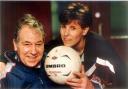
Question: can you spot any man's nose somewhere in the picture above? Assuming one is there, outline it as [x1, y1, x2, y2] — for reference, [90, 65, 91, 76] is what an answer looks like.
[31, 45, 37, 55]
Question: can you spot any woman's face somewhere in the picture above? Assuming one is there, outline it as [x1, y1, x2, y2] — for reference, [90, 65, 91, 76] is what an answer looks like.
[60, 20, 88, 48]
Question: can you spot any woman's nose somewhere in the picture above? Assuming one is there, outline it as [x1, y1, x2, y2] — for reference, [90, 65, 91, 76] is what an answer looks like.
[64, 28, 69, 36]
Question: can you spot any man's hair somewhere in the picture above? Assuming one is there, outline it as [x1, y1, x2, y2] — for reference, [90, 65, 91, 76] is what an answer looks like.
[59, 2, 92, 29]
[14, 14, 45, 42]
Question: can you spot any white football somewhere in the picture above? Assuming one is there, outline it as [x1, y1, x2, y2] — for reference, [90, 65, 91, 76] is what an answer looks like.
[44, 46, 81, 84]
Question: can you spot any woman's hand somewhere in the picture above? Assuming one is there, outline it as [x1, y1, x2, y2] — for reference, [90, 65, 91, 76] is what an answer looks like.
[66, 65, 94, 89]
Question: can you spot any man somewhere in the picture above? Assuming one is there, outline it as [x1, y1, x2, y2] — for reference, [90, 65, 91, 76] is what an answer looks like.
[0, 14, 94, 89]
[0, 14, 52, 89]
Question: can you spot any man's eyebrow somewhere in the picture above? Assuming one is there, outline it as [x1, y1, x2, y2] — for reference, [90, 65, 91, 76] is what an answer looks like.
[36, 41, 44, 43]
[22, 41, 30, 43]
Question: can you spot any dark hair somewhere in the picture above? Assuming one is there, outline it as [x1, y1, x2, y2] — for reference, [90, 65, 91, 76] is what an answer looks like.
[59, 2, 92, 28]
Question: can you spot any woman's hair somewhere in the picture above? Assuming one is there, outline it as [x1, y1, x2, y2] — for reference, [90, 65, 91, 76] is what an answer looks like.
[59, 2, 92, 29]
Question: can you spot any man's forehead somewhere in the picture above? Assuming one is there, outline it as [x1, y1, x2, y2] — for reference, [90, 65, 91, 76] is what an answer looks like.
[18, 28, 43, 42]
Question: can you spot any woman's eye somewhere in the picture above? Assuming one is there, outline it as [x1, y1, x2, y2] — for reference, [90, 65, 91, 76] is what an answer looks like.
[71, 27, 76, 31]
[61, 25, 66, 28]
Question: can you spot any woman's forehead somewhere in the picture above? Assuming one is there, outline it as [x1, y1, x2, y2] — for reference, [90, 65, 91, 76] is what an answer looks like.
[63, 20, 80, 25]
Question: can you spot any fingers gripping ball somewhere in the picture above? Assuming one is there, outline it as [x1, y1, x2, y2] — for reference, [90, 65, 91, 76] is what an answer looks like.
[44, 46, 81, 84]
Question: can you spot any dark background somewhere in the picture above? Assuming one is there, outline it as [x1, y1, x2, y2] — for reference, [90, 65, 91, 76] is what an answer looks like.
[0, 1, 128, 67]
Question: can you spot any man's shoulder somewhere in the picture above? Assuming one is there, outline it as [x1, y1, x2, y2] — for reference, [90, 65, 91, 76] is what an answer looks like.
[0, 62, 16, 80]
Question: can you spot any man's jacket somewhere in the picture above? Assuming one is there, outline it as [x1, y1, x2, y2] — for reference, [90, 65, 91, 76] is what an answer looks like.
[0, 51, 58, 89]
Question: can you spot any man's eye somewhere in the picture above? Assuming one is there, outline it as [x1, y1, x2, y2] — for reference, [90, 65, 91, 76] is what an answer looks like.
[36, 44, 42, 46]
[24, 44, 30, 45]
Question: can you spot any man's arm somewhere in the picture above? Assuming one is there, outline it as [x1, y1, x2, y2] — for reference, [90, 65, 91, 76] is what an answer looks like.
[0, 62, 6, 73]
[0, 55, 7, 73]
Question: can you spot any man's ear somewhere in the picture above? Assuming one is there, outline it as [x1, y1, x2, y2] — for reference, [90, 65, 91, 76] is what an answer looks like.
[83, 27, 89, 36]
[13, 39, 17, 51]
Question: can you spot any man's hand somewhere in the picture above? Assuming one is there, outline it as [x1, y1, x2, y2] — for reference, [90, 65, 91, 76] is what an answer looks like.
[0, 62, 6, 73]
[66, 65, 94, 89]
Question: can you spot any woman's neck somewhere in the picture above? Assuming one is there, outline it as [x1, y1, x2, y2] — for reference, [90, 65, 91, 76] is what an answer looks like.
[73, 38, 85, 56]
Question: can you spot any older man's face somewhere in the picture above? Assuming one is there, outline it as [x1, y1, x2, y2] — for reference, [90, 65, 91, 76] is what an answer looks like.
[13, 25, 44, 67]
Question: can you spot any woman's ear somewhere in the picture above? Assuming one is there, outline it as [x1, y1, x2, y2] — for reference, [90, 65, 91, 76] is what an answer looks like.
[83, 27, 89, 36]
[13, 39, 17, 51]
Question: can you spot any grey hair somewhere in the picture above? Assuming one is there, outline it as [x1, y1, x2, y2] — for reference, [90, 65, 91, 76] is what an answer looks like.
[14, 14, 45, 42]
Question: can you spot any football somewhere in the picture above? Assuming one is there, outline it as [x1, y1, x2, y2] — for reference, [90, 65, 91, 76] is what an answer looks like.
[44, 46, 81, 84]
